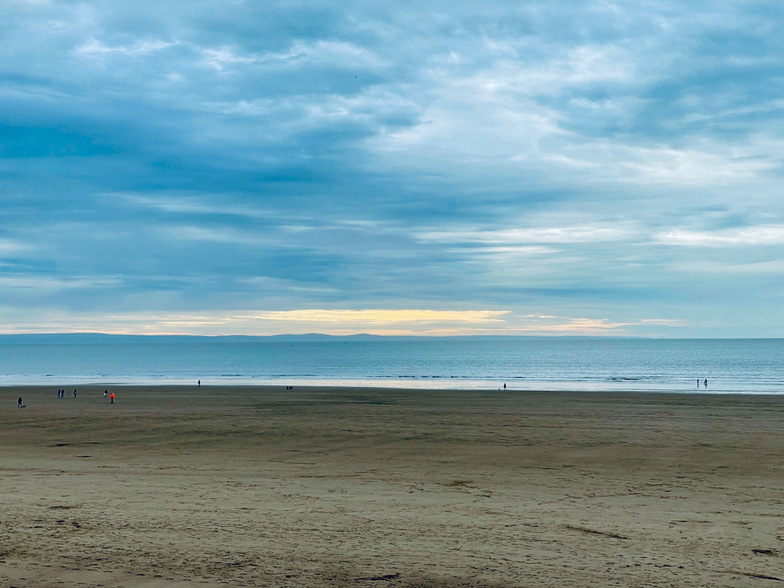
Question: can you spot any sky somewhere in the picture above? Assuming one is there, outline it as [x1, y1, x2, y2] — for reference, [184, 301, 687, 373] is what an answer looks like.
[1, 1, 783, 337]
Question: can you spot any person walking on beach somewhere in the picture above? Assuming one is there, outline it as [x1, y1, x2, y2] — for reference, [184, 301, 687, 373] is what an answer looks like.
[73, 389, 77, 398]
[18, 396, 24, 408]
[104, 389, 108, 398]
[110, 392, 115, 404]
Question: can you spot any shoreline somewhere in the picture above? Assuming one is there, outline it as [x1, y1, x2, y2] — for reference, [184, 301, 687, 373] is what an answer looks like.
[2, 382, 783, 399]
[2, 381, 780, 396]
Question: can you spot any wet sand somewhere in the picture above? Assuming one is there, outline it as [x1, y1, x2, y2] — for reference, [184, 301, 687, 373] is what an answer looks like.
[1, 385, 783, 587]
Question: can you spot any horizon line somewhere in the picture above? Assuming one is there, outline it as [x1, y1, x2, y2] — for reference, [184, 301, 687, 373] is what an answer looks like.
[0, 332, 780, 341]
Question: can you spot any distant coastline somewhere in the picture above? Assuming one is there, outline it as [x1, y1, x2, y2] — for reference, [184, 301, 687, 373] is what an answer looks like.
[1, 332, 778, 345]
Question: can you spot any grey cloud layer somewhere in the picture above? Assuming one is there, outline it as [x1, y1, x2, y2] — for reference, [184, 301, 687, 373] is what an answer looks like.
[1, 1, 783, 335]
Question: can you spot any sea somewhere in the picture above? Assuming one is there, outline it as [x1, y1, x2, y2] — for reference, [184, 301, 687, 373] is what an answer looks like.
[0, 336, 781, 394]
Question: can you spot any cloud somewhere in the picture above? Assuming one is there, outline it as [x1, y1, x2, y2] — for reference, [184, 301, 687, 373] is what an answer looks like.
[656, 224, 784, 247]
[672, 259, 784, 275]
[417, 224, 634, 245]
[0, 307, 693, 337]
[76, 38, 178, 57]
[617, 145, 776, 185]
[496, 314, 690, 334]
[250, 309, 509, 324]
[0, 275, 123, 292]
[0, 238, 29, 255]
[0, 308, 511, 335]
[198, 39, 387, 73]
[2, 1, 784, 336]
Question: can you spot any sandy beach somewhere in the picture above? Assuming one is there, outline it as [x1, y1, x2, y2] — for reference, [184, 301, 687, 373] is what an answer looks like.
[1, 385, 782, 587]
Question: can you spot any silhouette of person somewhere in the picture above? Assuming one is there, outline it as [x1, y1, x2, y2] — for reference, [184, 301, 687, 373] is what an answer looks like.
[17, 396, 23, 408]
[704, 378, 708, 387]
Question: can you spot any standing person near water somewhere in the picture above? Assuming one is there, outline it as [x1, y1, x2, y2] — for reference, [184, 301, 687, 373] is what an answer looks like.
[110, 392, 115, 404]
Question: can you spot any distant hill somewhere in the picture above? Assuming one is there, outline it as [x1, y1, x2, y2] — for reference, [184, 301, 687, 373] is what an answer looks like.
[0, 333, 641, 345]
[0, 333, 391, 345]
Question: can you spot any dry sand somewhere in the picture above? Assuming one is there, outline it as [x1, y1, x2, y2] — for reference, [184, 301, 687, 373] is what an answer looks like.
[1, 385, 783, 587]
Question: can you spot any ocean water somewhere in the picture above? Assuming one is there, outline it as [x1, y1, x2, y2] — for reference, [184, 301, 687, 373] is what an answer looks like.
[0, 337, 781, 393]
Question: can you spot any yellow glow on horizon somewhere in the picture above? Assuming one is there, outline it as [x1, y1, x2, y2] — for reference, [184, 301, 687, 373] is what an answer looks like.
[245, 309, 510, 324]
[0, 309, 687, 337]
